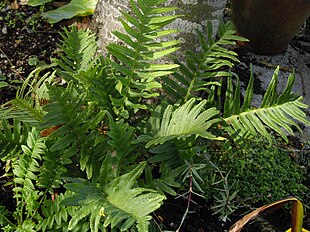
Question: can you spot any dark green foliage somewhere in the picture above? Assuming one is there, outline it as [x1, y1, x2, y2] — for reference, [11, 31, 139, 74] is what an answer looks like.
[161, 22, 248, 103]
[38, 192, 90, 231]
[0, 0, 309, 231]
[0, 206, 11, 227]
[41, 82, 106, 180]
[144, 163, 183, 196]
[0, 120, 30, 160]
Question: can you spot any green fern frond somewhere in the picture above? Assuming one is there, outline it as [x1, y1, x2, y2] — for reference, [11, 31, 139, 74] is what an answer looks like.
[52, 27, 118, 111]
[18, 63, 56, 102]
[37, 149, 68, 191]
[1, 98, 43, 127]
[41, 82, 106, 179]
[106, 0, 180, 115]
[0, 65, 56, 127]
[38, 191, 87, 231]
[78, 58, 119, 111]
[12, 128, 45, 183]
[12, 128, 45, 222]
[0, 120, 30, 160]
[147, 142, 183, 167]
[137, 98, 224, 148]
[144, 163, 182, 196]
[62, 162, 165, 232]
[103, 114, 136, 178]
[53, 26, 98, 76]
[223, 66, 310, 143]
[162, 21, 248, 103]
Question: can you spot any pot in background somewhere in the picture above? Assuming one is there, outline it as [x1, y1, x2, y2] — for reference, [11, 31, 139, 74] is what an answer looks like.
[231, 0, 310, 55]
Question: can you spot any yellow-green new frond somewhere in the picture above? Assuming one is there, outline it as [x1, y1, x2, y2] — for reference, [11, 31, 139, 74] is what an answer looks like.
[137, 98, 224, 148]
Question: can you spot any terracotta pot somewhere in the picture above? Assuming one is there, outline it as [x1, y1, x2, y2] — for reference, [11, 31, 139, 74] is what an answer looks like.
[231, 0, 310, 55]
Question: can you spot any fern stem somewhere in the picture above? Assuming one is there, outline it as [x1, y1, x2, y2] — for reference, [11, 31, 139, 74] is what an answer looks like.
[184, 44, 213, 102]
[176, 169, 193, 232]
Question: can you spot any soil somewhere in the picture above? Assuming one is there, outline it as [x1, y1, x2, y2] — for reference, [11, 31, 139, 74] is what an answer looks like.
[154, 195, 294, 232]
[0, 2, 309, 232]
[0, 2, 62, 104]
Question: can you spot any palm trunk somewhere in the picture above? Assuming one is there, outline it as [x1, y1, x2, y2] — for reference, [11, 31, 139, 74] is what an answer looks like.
[90, 0, 227, 60]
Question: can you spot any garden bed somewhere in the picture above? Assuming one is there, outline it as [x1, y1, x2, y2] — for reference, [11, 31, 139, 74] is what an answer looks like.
[0, 2, 309, 231]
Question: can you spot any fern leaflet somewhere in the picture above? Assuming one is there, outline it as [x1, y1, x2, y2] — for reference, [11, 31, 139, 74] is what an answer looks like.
[223, 66, 310, 143]
[0, 120, 31, 160]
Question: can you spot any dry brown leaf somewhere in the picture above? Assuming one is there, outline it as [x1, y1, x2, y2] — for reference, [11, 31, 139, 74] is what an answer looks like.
[11, 0, 20, 10]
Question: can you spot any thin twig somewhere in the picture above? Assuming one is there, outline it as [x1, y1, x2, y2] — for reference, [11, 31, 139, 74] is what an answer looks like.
[0, 47, 25, 80]
[35, 30, 59, 34]
[176, 173, 193, 232]
[0, 47, 14, 68]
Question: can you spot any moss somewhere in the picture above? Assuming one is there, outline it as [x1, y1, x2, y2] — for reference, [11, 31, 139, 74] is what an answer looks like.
[210, 139, 308, 205]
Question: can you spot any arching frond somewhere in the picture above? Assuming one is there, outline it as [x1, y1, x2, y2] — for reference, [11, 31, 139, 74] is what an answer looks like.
[137, 98, 224, 148]
[223, 66, 310, 143]
[0, 66, 56, 127]
[162, 21, 248, 103]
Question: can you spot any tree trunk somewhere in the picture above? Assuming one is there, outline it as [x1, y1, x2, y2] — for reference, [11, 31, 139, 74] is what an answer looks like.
[90, 0, 227, 60]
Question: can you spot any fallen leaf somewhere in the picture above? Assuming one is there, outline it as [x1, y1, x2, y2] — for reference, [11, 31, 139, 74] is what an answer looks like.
[11, 0, 19, 10]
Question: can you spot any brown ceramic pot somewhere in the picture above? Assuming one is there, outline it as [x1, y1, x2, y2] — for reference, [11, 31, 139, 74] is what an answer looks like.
[231, 0, 310, 55]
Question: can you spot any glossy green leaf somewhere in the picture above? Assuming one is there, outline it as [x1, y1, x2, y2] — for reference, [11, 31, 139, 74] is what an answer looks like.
[42, 0, 99, 23]
[27, 0, 52, 7]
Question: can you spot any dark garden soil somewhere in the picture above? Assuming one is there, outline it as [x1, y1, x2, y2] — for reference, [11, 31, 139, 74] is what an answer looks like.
[0, 2, 309, 231]
[0, 1, 62, 104]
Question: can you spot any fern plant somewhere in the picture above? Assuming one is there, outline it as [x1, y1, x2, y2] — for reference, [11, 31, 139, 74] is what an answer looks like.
[106, 0, 181, 117]
[0, 0, 309, 231]
[62, 162, 165, 232]
[161, 21, 248, 103]
[222, 65, 310, 143]
[0, 120, 30, 160]
[136, 98, 224, 148]
[2, 128, 46, 231]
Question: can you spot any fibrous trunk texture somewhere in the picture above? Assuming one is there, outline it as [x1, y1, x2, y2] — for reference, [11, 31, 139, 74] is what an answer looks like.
[90, 0, 227, 60]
